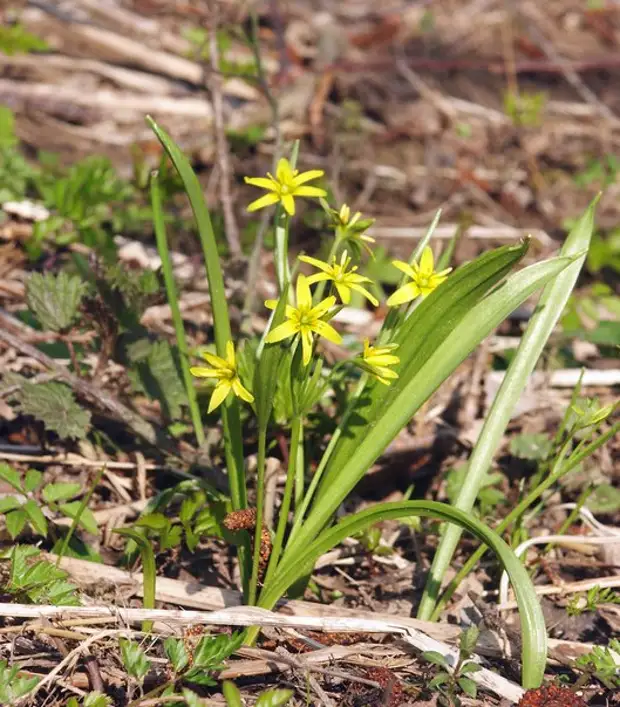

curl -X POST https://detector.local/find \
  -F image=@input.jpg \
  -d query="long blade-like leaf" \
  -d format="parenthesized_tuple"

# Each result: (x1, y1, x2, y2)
(260, 501, 547, 688)
(418, 197, 598, 620)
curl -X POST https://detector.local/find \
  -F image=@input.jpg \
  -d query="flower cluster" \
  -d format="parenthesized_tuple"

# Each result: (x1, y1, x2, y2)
(192, 158, 454, 413)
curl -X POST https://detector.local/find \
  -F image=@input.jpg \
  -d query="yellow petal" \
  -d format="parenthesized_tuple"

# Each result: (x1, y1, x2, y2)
(276, 158, 294, 183)
(305, 273, 331, 286)
(348, 282, 379, 306)
(334, 282, 351, 304)
(298, 254, 332, 274)
(281, 193, 296, 215)
(301, 328, 314, 365)
(311, 319, 342, 345)
(244, 176, 277, 190)
(232, 377, 254, 403)
(264, 299, 278, 310)
(309, 295, 336, 319)
(387, 283, 420, 307)
(296, 274, 312, 310)
(266, 320, 299, 343)
(419, 246, 435, 276)
(366, 353, 400, 366)
(291, 169, 324, 186)
(200, 351, 228, 369)
(293, 185, 327, 198)
(391, 260, 416, 279)
(226, 341, 236, 367)
(190, 366, 218, 378)
(247, 192, 280, 212)
(208, 380, 232, 413)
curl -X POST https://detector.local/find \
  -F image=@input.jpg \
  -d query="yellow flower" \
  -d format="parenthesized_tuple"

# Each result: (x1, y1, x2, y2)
(323, 201, 376, 257)
(190, 341, 254, 413)
(298, 250, 379, 306)
(245, 158, 326, 216)
(387, 247, 452, 307)
(356, 339, 400, 385)
(265, 274, 342, 365)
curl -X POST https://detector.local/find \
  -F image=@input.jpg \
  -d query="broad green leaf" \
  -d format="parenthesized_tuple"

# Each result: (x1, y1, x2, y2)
(164, 637, 189, 673)
(192, 632, 244, 669)
(0, 496, 21, 513)
(587, 484, 620, 514)
(83, 692, 113, 707)
(6, 509, 27, 538)
(255, 688, 294, 707)
(22, 499, 48, 537)
(0, 463, 24, 493)
(0, 660, 39, 704)
(24, 469, 43, 493)
(119, 639, 150, 682)
(42, 482, 81, 504)
(458, 676, 477, 698)
(222, 681, 243, 707)
(20, 382, 91, 440)
(26, 270, 85, 332)
(59, 502, 98, 535)
(422, 651, 449, 668)
(134, 512, 169, 531)
(509, 433, 553, 461)
(261, 501, 548, 689)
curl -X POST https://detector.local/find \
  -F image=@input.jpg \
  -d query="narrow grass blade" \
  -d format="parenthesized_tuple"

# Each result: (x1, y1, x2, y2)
(417, 197, 598, 620)
(150, 171, 205, 446)
(114, 528, 156, 632)
(260, 501, 547, 688)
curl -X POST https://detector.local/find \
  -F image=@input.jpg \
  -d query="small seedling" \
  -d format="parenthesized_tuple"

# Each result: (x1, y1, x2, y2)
(567, 585, 620, 617)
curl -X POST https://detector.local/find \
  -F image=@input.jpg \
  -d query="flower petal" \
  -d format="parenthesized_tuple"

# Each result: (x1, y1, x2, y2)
(190, 366, 219, 378)
(387, 283, 420, 307)
(293, 186, 327, 198)
(311, 319, 342, 345)
(232, 377, 255, 403)
(247, 192, 280, 212)
(348, 282, 379, 306)
(244, 176, 277, 190)
(391, 260, 416, 279)
(200, 351, 228, 369)
(225, 341, 236, 367)
(296, 274, 312, 310)
(266, 320, 299, 343)
(281, 193, 296, 215)
(305, 273, 331, 286)
(291, 169, 324, 187)
(276, 158, 294, 183)
(298, 254, 332, 274)
(208, 380, 232, 413)
(334, 282, 351, 304)
(419, 246, 435, 276)
(301, 328, 314, 365)
(309, 295, 336, 319)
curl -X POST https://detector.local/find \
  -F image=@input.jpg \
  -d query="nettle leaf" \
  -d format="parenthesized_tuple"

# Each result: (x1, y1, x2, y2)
(6, 546, 80, 606)
(185, 632, 244, 684)
(0, 660, 40, 704)
(509, 433, 553, 461)
(0, 496, 21, 513)
(128, 339, 185, 420)
(164, 637, 189, 673)
(42, 482, 81, 504)
(119, 639, 151, 682)
(20, 382, 91, 439)
(26, 271, 85, 332)
(5, 508, 27, 538)
(24, 469, 43, 493)
(0, 463, 24, 493)
(82, 692, 113, 707)
(22, 499, 48, 537)
(255, 688, 294, 707)
(58, 501, 98, 535)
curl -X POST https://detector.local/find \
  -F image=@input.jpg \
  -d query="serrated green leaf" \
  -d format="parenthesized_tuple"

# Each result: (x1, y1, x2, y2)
(42, 482, 81, 504)
(24, 469, 43, 493)
(135, 512, 169, 531)
(0, 660, 40, 704)
(6, 509, 27, 538)
(22, 499, 48, 537)
(423, 651, 449, 668)
(20, 382, 91, 440)
(58, 501, 98, 535)
(183, 668, 218, 687)
(128, 339, 186, 420)
(0, 463, 24, 493)
(119, 639, 150, 682)
(26, 271, 85, 332)
(192, 632, 244, 669)
(255, 688, 294, 707)
(0, 496, 21, 513)
(83, 692, 113, 707)
(164, 637, 189, 673)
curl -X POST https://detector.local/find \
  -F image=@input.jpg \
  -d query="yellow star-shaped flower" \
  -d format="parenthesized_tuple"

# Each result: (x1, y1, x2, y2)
(265, 275, 342, 365)
(356, 339, 400, 385)
(190, 341, 254, 413)
(387, 247, 452, 307)
(298, 250, 378, 306)
(245, 158, 326, 216)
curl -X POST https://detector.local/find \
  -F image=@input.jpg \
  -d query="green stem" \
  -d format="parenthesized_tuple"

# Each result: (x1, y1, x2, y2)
(262, 416, 303, 590)
(429, 421, 619, 621)
(274, 208, 291, 294)
(150, 171, 205, 446)
(55, 466, 105, 566)
(248, 424, 267, 605)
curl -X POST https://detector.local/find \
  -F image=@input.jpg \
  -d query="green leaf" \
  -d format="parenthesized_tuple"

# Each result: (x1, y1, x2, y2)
(135, 512, 170, 531)
(192, 631, 244, 669)
(83, 692, 113, 707)
(128, 339, 186, 420)
(182, 689, 204, 707)
(459, 626, 480, 656)
(0, 496, 22, 513)
(24, 469, 43, 493)
(113, 528, 156, 631)
(422, 651, 449, 668)
(164, 637, 189, 673)
(0, 463, 24, 493)
(58, 502, 98, 535)
(460, 661, 482, 674)
(457, 676, 477, 698)
(428, 673, 449, 688)
(0, 106, 17, 148)
(25, 271, 85, 332)
(261, 501, 548, 689)
(5, 545, 80, 605)
(22, 499, 48, 537)
(255, 688, 294, 707)
(20, 382, 91, 440)
(6, 509, 27, 539)
(586, 484, 620, 514)
(0, 23, 48, 56)
(0, 660, 40, 704)
(119, 639, 150, 682)
(42, 482, 81, 504)
(509, 434, 553, 461)
(222, 681, 243, 707)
